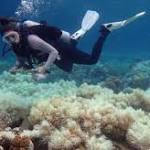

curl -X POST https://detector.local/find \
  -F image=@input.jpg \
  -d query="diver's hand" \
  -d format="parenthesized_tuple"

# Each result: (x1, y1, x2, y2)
(34, 66, 48, 74)
(31, 66, 48, 81)
(33, 72, 48, 81)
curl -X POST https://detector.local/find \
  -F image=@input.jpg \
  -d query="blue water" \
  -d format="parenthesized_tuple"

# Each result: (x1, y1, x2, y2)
(0, 2, 150, 148)
(0, 0, 150, 59)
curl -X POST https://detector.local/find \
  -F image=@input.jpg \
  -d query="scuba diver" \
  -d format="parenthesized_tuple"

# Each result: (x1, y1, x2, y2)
(0, 10, 146, 80)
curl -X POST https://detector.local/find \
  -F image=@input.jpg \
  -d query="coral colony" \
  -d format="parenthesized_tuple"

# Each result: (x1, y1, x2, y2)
(0, 59, 150, 149)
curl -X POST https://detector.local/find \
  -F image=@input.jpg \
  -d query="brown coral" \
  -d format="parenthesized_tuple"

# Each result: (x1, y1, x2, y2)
(77, 110, 101, 136)
(7, 107, 29, 128)
(100, 110, 134, 141)
(29, 99, 67, 128)
(9, 135, 34, 150)
(102, 76, 122, 93)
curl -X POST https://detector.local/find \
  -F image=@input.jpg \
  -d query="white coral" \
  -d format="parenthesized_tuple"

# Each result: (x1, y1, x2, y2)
(21, 120, 52, 138)
(127, 122, 150, 149)
(86, 136, 114, 150)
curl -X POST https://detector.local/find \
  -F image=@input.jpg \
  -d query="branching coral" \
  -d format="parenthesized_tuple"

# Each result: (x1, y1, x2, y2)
(48, 120, 87, 149)
(29, 99, 67, 128)
(112, 89, 150, 111)
(127, 122, 150, 150)
(21, 120, 52, 139)
(100, 108, 134, 141)
(77, 109, 102, 137)
(86, 136, 114, 150)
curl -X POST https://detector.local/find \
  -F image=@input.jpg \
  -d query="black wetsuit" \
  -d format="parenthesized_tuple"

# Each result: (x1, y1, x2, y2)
(12, 25, 110, 72)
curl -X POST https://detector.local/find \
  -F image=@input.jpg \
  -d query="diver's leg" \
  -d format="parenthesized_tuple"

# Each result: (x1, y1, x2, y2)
(69, 26, 110, 64)
(72, 11, 146, 64)
(88, 26, 110, 64)
(103, 11, 146, 32)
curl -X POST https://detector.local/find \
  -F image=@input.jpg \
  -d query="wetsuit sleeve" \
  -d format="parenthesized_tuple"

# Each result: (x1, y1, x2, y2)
(27, 34, 59, 70)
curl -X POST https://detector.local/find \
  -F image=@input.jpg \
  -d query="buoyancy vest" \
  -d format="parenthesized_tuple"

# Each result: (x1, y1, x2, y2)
(12, 25, 73, 72)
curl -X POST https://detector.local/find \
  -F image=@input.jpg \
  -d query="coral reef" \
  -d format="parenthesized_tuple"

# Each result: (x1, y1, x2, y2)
(2, 57, 150, 91)
(100, 76, 123, 93)
(123, 60, 150, 90)
(127, 122, 150, 150)
(0, 79, 149, 149)
(100, 108, 134, 141)
(9, 135, 34, 150)
(0, 112, 12, 130)
(0, 57, 150, 149)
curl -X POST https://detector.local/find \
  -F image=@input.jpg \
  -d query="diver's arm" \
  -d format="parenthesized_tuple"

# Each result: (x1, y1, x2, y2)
(27, 34, 59, 70)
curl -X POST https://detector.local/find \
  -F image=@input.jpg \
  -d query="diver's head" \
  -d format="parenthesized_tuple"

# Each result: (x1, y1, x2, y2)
(2, 31, 20, 45)
(0, 17, 17, 35)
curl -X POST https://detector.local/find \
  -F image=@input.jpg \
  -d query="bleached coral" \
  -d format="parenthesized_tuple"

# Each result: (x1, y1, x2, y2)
(77, 83, 114, 99)
(48, 120, 87, 149)
(29, 99, 67, 127)
(100, 108, 134, 141)
(0, 130, 15, 141)
(86, 136, 114, 150)
(0, 71, 150, 149)
(111, 89, 150, 111)
(0, 72, 77, 102)
(21, 120, 52, 138)
(127, 122, 150, 150)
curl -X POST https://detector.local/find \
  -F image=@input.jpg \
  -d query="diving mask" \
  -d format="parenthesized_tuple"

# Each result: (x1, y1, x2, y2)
(2, 31, 20, 45)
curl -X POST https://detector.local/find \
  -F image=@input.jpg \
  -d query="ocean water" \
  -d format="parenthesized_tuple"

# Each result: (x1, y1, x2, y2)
(0, 0, 150, 149)
(0, 0, 150, 57)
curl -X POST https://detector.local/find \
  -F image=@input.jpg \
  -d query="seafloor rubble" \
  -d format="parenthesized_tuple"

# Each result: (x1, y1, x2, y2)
(0, 57, 150, 149)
